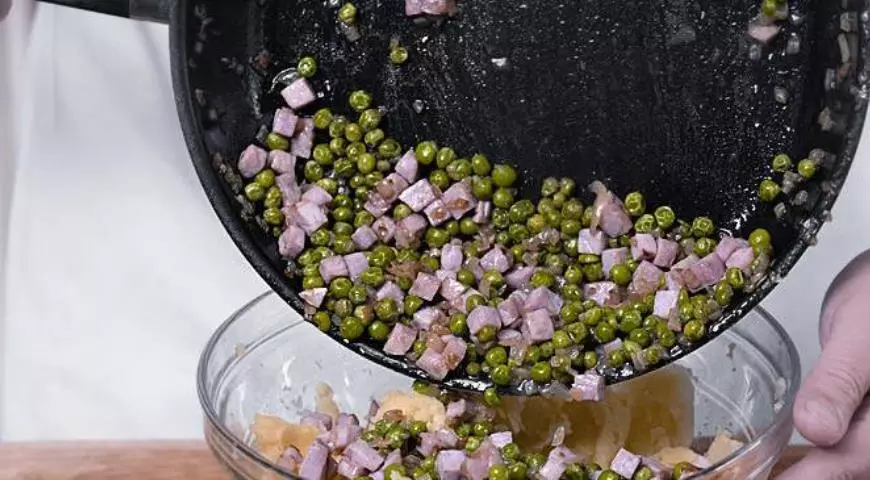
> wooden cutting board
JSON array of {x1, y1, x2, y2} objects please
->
[{"x1": 0, "y1": 441, "x2": 809, "y2": 479}]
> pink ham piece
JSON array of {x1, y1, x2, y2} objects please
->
[
  {"x1": 376, "y1": 281, "x2": 405, "y2": 305},
  {"x1": 405, "y1": 0, "x2": 424, "y2": 16},
  {"x1": 435, "y1": 269, "x2": 457, "y2": 281},
  {"x1": 337, "y1": 460, "x2": 366, "y2": 479},
  {"x1": 352, "y1": 225, "x2": 378, "y2": 250},
  {"x1": 424, "y1": 199, "x2": 451, "y2": 226},
  {"x1": 301, "y1": 411, "x2": 333, "y2": 432},
  {"x1": 589, "y1": 181, "x2": 633, "y2": 237},
  {"x1": 539, "y1": 446, "x2": 580, "y2": 480},
  {"x1": 642, "y1": 457, "x2": 673, "y2": 479},
  {"x1": 384, "y1": 324, "x2": 417, "y2": 355},
  {"x1": 344, "y1": 252, "x2": 369, "y2": 281},
  {"x1": 364, "y1": 192, "x2": 392, "y2": 218},
  {"x1": 278, "y1": 225, "x2": 306, "y2": 259},
  {"x1": 480, "y1": 247, "x2": 512, "y2": 273},
  {"x1": 685, "y1": 253, "x2": 726, "y2": 288},
  {"x1": 663, "y1": 271, "x2": 683, "y2": 291},
  {"x1": 570, "y1": 373, "x2": 605, "y2": 402},
  {"x1": 523, "y1": 287, "x2": 562, "y2": 315},
  {"x1": 416, "y1": 348, "x2": 450, "y2": 380},
  {"x1": 418, "y1": 433, "x2": 439, "y2": 456},
  {"x1": 522, "y1": 309, "x2": 554, "y2": 342},
  {"x1": 299, "y1": 440, "x2": 330, "y2": 480},
  {"x1": 269, "y1": 150, "x2": 296, "y2": 175},
  {"x1": 399, "y1": 179, "x2": 439, "y2": 212},
  {"x1": 726, "y1": 247, "x2": 755, "y2": 274},
  {"x1": 376, "y1": 173, "x2": 409, "y2": 204},
  {"x1": 441, "y1": 243, "x2": 464, "y2": 271},
  {"x1": 273, "y1": 107, "x2": 299, "y2": 137},
  {"x1": 716, "y1": 236, "x2": 749, "y2": 262},
  {"x1": 413, "y1": 307, "x2": 447, "y2": 331},
  {"x1": 602, "y1": 247, "x2": 629, "y2": 278},
  {"x1": 238, "y1": 144, "x2": 267, "y2": 178},
  {"x1": 319, "y1": 256, "x2": 349, "y2": 283},
  {"x1": 435, "y1": 427, "x2": 460, "y2": 448},
  {"x1": 372, "y1": 216, "x2": 396, "y2": 242},
  {"x1": 497, "y1": 297, "x2": 522, "y2": 327},
  {"x1": 653, "y1": 290, "x2": 680, "y2": 325},
  {"x1": 497, "y1": 329, "x2": 523, "y2": 347},
  {"x1": 584, "y1": 282, "x2": 621, "y2": 306},
  {"x1": 436, "y1": 450, "x2": 467, "y2": 480},
  {"x1": 332, "y1": 414, "x2": 362, "y2": 449},
  {"x1": 277, "y1": 173, "x2": 302, "y2": 204},
  {"x1": 489, "y1": 432, "x2": 513, "y2": 449},
  {"x1": 464, "y1": 440, "x2": 502, "y2": 480},
  {"x1": 439, "y1": 278, "x2": 468, "y2": 301},
  {"x1": 291, "y1": 202, "x2": 328, "y2": 234},
  {"x1": 610, "y1": 448, "x2": 641, "y2": 479},
  {"x1": 473, "y1": 201, "x2": 492, "y2": 224},
  {"x1": 344, "y1": 440, "x2": 385, "y2": 471},
  {"x1": 395, "y1": 214, "x2": 428, "y2": 248},
  {"x1": 302, "y1": 186, "x2": 333, "y2": 207},
  {"x1": 300, "y1": 288, "x2": 327, "y2": 308},
  {"x1": 603, "y1": 339, "x2": 624, "y2": 355},
  {"x1": 291, "y1": 118, "x2": 315, "y2": 159},
  {"x1": 419, "y1": 0, "x2": 457, "y2": 16},
  {"x1": 468, "y1": 306, "x2": 502, "y2": 335},
  {"x1": 409, "y1": 272, "x2": 442, "y2": 301},
  {"x1": 281, "y1": 78, "x2": 316, "y2": 109},
  {"x1": 396, "y1": 150, "x2": 419, "y2": 183},
  {"x1": 442, "y1": 180, "x2": 477, "y2": 219},
  {"x1": 446, "y1": 399, "x2": 467, "y2": 420},
  {"x1": 578, "y1": 229, "x2": 607, "y2": 255},
  {"x1": 505, "y1": 266, "x2": 535, "y2": 289},
  {"x1": 451, "y1": 288, "x2": 481, "y2": 314},
  {"x1": 630, "y1": 261, "x2": 663, "y2": 296},
  {"x1": 631, "y1": 233, "x2": 657, "y2": 261},
  {"x1": 654, "y1": 238, "x2": 679, "y2": 268},
  {"x1": 278, "y1": 446, "x2": 303, "y2": 472},
  {"x1": 442, "y1": 336, "x2": 467, "y2": 369}
]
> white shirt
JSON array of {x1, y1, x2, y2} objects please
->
[{"x1": 3, "y1": 3, "x2": 870, "y2": 441}]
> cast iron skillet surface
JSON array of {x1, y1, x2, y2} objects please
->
[{"x1": 171, "y1": 0, "x2": 870, "y2": 393}]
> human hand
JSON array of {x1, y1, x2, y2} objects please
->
[{"x1": 779, "y1": 250, "x2": 870, "y2": 479}]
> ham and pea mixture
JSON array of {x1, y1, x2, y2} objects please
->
[
  {"x1": 253, "y1": 372, "x2": 747, "y2": 480},
  {"x1": 237, "y1": 75, "x2": 773, "y2": 398}
]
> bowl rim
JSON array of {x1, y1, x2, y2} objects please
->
[{"x1": 196, "y1": 291, "x2": 803, "y2": 479}]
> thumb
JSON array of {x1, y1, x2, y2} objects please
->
[{"x1": 793, "y1": 294, "x2": 870, "y2": 446}]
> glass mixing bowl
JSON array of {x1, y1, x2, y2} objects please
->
[{"x1": 197, "y1": 292, "x2": 800, "y2": 480}]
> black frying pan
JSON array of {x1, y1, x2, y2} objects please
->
[{"x1": 45, "y1": 0, "x2": 869, "y2": 394}]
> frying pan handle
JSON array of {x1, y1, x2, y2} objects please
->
[{"x1": 38, "y1": 0, "x2": 169, "y2": 23}]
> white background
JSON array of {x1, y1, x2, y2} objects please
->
[{"x1": 2, "y1": 4, "x2": 870, "y2": 441}]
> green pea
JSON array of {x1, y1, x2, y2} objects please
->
[
  {"x1": 297, "y1": 56, "x2": 317, "y2": 78},
  {"x1": 359, "y1": 109, "x2": 382, "y2": 131},
  {"x1": 583, "y1": 262, "x2": 603, "y2": 282},
  {"x1": 435, "y1": 147, "x2": 456, "y2": 169},
  {"x1": 749, "y1": 228, "x2": 771, "y2": 252},
  {"x1": 761, "y1": 0, "x2": 778, "y2": 17},
  {"x1": 483, "y1": 387, "x2": 501, "y2": 407},
  {"x1": 477, "y1": 325, "x2": 497, "y2": 343},
  {"x1": 455, "y1": 269, "x2": 475, "y2": 286},
  {"x1": 244, "y1": 182, "x2": 265, "y2": 202},
  {"x1": 694, "y1": 237, "x2": 716, "y2": 256},
  {"x1": 466, "y1": 294, "x2": 487, "y2": 312},
  {"x1": 429, "y1": 169, "x2": 450, "y2": 190},
  {"x1": 606, "y1": 264, "x2": 630, "y2": 286},
  {"x1": 607, "y1": 348, "x2": 627, "y2": 368},
  {"x1": 525, "y1": 453, "x2": 546, "y2": 471},
  {"x1": 563, "y1": 463, "x2": 587, "y2": 480},
  {"x1": 424, "y1": 227, "x2": 448, "y2": 248},
  {"x1": 347, "y1": 284, "x2": 367, "y2": 304},
  {"x1": 338, "y1": 1, "x2": 357, "y2": 24},
  {"x1": 549, "y1": 330, "x2": 570, "y2": 349},
  {"x1": 530, "y1": 270, "x2": 555, "y2": 288},
  {"x1": 465, "y1": 362, "x2": 482, "y2": 376},
  {"x1": 758, "y1": 178, "x2": 781, "y2": 202},
  {"x1": 597, "y1": 470, "x2": 621, "y2": 480},
  {"x1": 466, "y1": 153, "x2": 491, "y2": 175},
  {"x1": 447, "y1": 158, "x2": 473, "y2": 181},
  {"x1": 302, "y1": 275, "x2": 324, "y2": 289},
  {"x1": 539, "y1": 177, "x2": 558, "y2": 197},
  {"x1": 508, "y1": 462, "x2": 528, "y2": 480},
  {"x1": 594, "y1": 323, "x2": 616, "y2": 343},
  {"x1": 689, "y1": 216, "x2": 713, "y2": 238},
  {"x1": 465, "y1": 436, "x2": 482, "y2": 452},
  {"x1": 489, "y1": 465, "x2": 509, "y2": 480},
  {"x1": 580, "y1": 351, "x2": 597, "y2": 370},
  {"x1": 489, "y1": 364, "x2": 510, "y2": 385},
  {"x1": 374, "y1": 139, "x2": 399, "y2": 159},
  {"x1": 672, "y1": 462, "x2": 696, "y2": 479},
  {"x1": 772, "y1": 153, "x2": 793, "y2": 172},
  {"x1": 491, "y1": 208, "x2": 510, "y2": 229},
  {"x1": 253, "y1": 170, "x2": 275, "y2": 189},
  {"x1": 492, "y1": 188, "x2": 515, "y2": 209},
  {"x1": 624, "y1": 191, "x2": 646, "y2": 216},
  {"x1": 726, "y1": 267, "x2": 745, "y2": 290},
  {"x1": 389, "y1": 45, "x2": 409, "y2": 65},
  {"x1": 361, "y1": 267, "x2": 385, "y2": 287},
  {"x1": 266, "y1": 132, "x2": 289, "y2": 151},
  {"x1": 713, "y1": 281, "x2": 734, "y2": 306},
  {"x1": 313, "y1": 108, "x2": 333, "y2": 130},
  {"x1": 415, "y1": 141, "x2": 437, "y2": 165},
  {"x1": 492, "y1": 164, "x2": 518, "y2": 187},
  {"x1": 383, "y1": 463, "x2": 406, "y2": 480},
  {"x1": 798, "y1": 158, "x2": 817, "y2": 179},
  {"x1": 262, "y1": 186, "x2": 282, "y2": 208},
  {"x1": 473, "y1": 421, "x2": 492, "y2": 437},
  {"x1": 653, "y1": 206, "x2": 676, "y2": 230},
  {"x1": 340, "y1": 316, "x2": 364, "y2": 340},
  {"x1": 485, "y1": 346, "x2": 508, "y2": 367},
  {"x1": 347, "y1": 90, "x2": 372, "y2": 113},
  {"x1": 263, "y1": 207, "x2": 284, "y2": 226},
  {"x1": 344, "y1": 123, "x2": 363, "y2": 142},
  {"x1": 345, "y1": 141, "x2": 366, "y2": 158},
  {"x1": 364, "y1": 128, "x2": 385, "y2": 147},
  {"x1": 683, "y1": 320, "x2": 705, "y2": 341},
  {"x1": 375, "y1": 298, "x2": 399, "y2": 321},
  {"x1": 364, "y1": 320, "x2": 389, "y2": 341},
  {"x1": 312, "y1": 311, "x2": 332, "y2": 332},
  {"x1": 328, "y1": 116, "x2": 348, "y2": 139},
  {"x1": 634, "y1": 214, "x2": 656, "y2": 233}
]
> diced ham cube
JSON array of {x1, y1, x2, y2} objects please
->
[
  {"x1": 344, "y1": 252, "x2": 369, "y2": 281},
  {"x1": 578, "y1": 229, "x2": 607, "y2": 255},
  {"x1": 446, "y1": 399, "x2": 466, "y2": 419},
  {"x1": 277, "y1": 173, "x2": 302, "y2": 204},
  {"x1": 424, "y1": 199, "x2": 451, "y2": 226},
  {"x1": 337, "y1": 459, "x2": 366, "y2": 479},
  {"x1": 399, "y1": 179, "x2": 439, "y2": 212},
  {"x1": 302, "y1": 185, "x2": 334, "y2": 207},
  {"x1": 420, "y1": 0, "x2": 456, "y2": 15},
  {"x1": 409, "y1": 272, "x2": 442, "y2": 301},
  {"x1": 653, "y1": 290, "x2": 680, "y2": 324},
  {"x1": 590, "y1": 183, "x2": 633, "y2": 237},
  {"x1": 630, "y1": 261, "x2": 663, "y2": 296},
  {"x1": 418, "y1": 433, "x2": 438, "y2": 456},
  {"x1": 473, "y1": 201, "x2": 492, "y2": 224},
  {"x1": 441, "y1": 180, "x2": 477, "y2": 219},
  {"x1": 631, "y1": 233, "x2": 657, "y2": 261},
  {"x1": 439, "y1": 278, "x2": 468, "y2": 301},
  {"x1": 467, "y1": 306, "x2": 502, "y2": 335},
  {"x1": 344, "y1": 440, "x2": 385, "y2": 471},
  {"x1": 291, "y1": 118, "x2": 315, "y2": 159},
  {"x1": 480, "y1": 247, "x2": 512, "y2": 273},
  {"x1": 435, "y1": 450, "x2": 467, "y2": 480},
  {"x1": 300, "y1": 288, "x2": 327, "y2": 308},
  {"x1": 319, "y1": 256, "x2": 348, "y2": 284},
  {"x1": 489, "y1": 432, "x2": 513, "y2": 449},
  {"x1": 396, "y1": 150, "x2": 419, "y2": 183},
  {"x1": 505, "y1": 266, "x2": 535, "y2": 289},
  {"x1": 442, "y1": 336, "x2": 467, "y2": 369},
  {"x1": 238, "y1": 144, "x2": 267, "y2": 178},
  {"x1": 298, "y1": 440, "x2": 330, "y2": 480},
  {"x1": 610, "y1": 448, "x2": 641, "y2": 479},
  {"x1": 416, "y1": 348, "x2": 450, "y2": 380},
  {"x1": 685, "y1": 253, "x2": 726, "y2": 288},
  {"x1": 441, "y1": 243, "x2": 464, "y2": 271},
  {"x1": 583, "y1": 282, "x2": 622, "y2": 306},
  {"x1": 376, "y1": 281, "x2": 405, "y2": 305},
  {"x1": 352, "y1": 225, "x2": 378, "y2": 250},
  {"x1": 291, "y1": 201, "x2": 328, "y2": 234},
  {"x1": 278, "y1": 225, "x2": 306, "y2": 259},
  {"x1": 301, "y1": 411, "x2": 333, "y2": 432},
  {"x1": 273, "y1": 107, "x2": 299, "y2": 137},
  {"x1": 269, "y1": 150, "x2": 296, "y2": 175},
  {"x1": 603, "y1": 339, "x2": 624, "y2": 355},
  {"x1": 395, "y1": 214, "x2": 428, "y2": 248},
  {"x1": 372, "y1": 216, "x2": 396, "y2": 242},
  {"x1": 716, "y1": 236, "x2": 749, "y2": 262},
  {"x1": 497, "y1": 297, "x2": 522, "y2": 327},
  {"x1": 523, "y1": 287, "x2": 562, "y2": 315},
  {"x1": 405, "y1": 0, "x2": 424, "y2": 16},
  {"x1": 522, "y1": 309, "x2": 554, "y2": 342},
  {"x1": 664, "y1": 271, "x2": 683, "y2": 291},
  {"x1": 377, "y1": 173, "x2": 410, "y2": 204},
  {"x1": 413, "y1": 307, "x2": 447, "y2": 330},
  {"x1": 602, "y1": 247, "x2": 630, "y2": 278},
  {"x1": 726, "y1": 247, "x2": 755, "y2": 274},
  {"x1": 278, "y1": 446, "x2": 303, "y2": 472},
  {"x1": 539, "y1": 446, "x2": 580, "y2": 480},
  {"x1": 384, "y1": 324, "x2": 417, "y2": 355},
  {"x1": 497, "y1": 329, "x2": 524, "y2": 347},
  {"x1": 570, "y1": 373, "x2": 605, "y2": 401},
  {"x1": 435, "y1": 269, "x2": 457, "y2": 281},
  {"x1": 281, "y1": 78, "x2": 316, "y2": 109},
  {"x1": 654, "y1": 239, "x2": 679, "y2": 268},
  {"x1": 451, "y1": 288, "x2": 481, "y2": 314},
  {"x1": 365, "y1": 192, "x2": 392, "y2": 218},
  {"x1": 672, "y1": 254, "x2": 699, "y2": 273}
]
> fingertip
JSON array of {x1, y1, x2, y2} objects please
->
[{"x1": 793, "y1": 393, "x2": 847, "y2": 447}]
